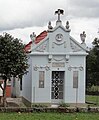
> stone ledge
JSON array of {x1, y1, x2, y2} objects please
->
[{"x1": 0, "y1": 107, "x2": 99, "y2": 113}]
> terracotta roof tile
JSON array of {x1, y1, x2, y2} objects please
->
[
  {"x1": 35, "y1": 31, "x2": 47, "y2": 44},
  {"x1": 25, "y1": 31, "x2": 47, "y2": 52}
]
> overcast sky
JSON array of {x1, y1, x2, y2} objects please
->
[{"x1": 0, "y1": 0, "x2": 99, "y2": 47}]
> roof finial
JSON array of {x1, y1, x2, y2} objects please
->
[
  {"x1": 48, "y1": 21, "x2": 53, "y2": 30},
  {"x1": 66, "y1": 21, "x2": 69, "y2": 29},
  {"x1": 55, "y1": 9, "x2": 64, "y2": 23}
]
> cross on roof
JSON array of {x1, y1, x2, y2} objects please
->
[{"x1": 55, "y1": 9, "x2": 64, "y2": 22}]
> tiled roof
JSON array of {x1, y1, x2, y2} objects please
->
[
  {"x1": 24, "y1": 41, "x2": 32, "y2": 52},
  {"x1": 35, "y1": 31, "x2": 47, "y2": 44},
  {"x1": 25, "y1": 31, "x2": 47, "y2": 52}
]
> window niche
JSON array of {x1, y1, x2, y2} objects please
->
[
  {"x1": 73, "y1": 71, "x2": 78, "y2": 88},
  {"x1": 39, "y1": 71, "x2": 45, "y2": 88}
]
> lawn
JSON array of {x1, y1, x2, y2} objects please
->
[
  {"x1": 86, "y1": 95, "x2": 99, "y2": 105},
  {"x1": 0, "y1": 113, "x2": 99, "y2": 120}
]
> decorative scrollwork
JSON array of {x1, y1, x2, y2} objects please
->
[
  {"x1": 53, "y1": 57, "x2": 65, "y2": 61},
  {"x1": 68, "y1": 66, "x2": 72, "y2": 71},
  {"x1": 79, "y1": 66, "x2": 83, "y2": 71},
  {"x1": 33, "y1": 65, "x2": 50, "y2": 71},
  {"x1": 52, "y1": 41, "x2": 66, "y2": 48},
  {"x1": 36, "y1": 43, "x2": 47, "y2": 52},
  {"x1": 70, "y1": 42, "x2": 81, "y2": 52},
  {"x1": 45, "y1": 66, "x2": 50, "y2": 71},
  {"x1": 68, "y1": 65, "x2": 83, "y2": 71},
  {"x1": 33, "y1": 65, "x2": 38, "y2": 71}
]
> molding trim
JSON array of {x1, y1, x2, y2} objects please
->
[
  {"x1": 53, "y1": 57, "x2": 65, "y2": 61},
  {"x1": 52, "y1": 41, "x2": 66, "y2": 48},
  {"x1": 33, "y1": 65, "x2": 50, "y2": 71},
  {"x1": 68, "y1": 65, "x2": 83, "y2": 71},
  {"x1": 65, "y1": 55, "x2": 69, "y2": 63},
  {"x1": 48, "y1": 55, "x2": 52, "y2": 63}
]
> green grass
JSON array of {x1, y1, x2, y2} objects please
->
[
  {"x1": 86, "y1": 95, "x2": 99, "y2": 105},
  {"x1": 0, "y1": 113, "x2": 99, "y2": 120}
]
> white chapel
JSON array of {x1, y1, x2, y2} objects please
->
[{"x1": 22, "y1": 9, "x2": 88, "y2": 105}]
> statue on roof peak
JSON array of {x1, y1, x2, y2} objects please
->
[{"x1": 80, "y1": 31, "x2": 86, "y2": 44}]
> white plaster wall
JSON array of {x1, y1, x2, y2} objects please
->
[
  {"x1": 29, "y1": 54, "x2": 86, "y2": 104},
  {"x1": 11, "y1": 77, "x2": 20, "y2": 97},
  {"x1": 14, "y1": 80, "x2": 20, "y2": 97},
  {"x1": 65, "y1": 55, "x2": 86, "y2": 103},
  {"x1": 22, "y1": 57, "x2": 32, "y2": 102},
  {"x1": 31, "y1": 55, "x2": 51, "y2": 103}
]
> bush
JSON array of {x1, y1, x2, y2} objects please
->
[
  {"x1": 86, "y1": 85, "x2": 99, "y2": 95},
  {"x1": 59, "y1": 102, "x2": 70, "y2": 107}
]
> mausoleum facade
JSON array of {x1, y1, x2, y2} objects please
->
[{"x1": 22, "y1": 9, "x2": 88, "y2": 105}]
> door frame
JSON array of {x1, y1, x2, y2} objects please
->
[{"x1": 51, "y1": 71, "x2": 65, "y2": 103}]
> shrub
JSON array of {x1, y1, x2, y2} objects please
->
[{"x1": 59, "y1": 101, "x2": 70, "y2": 107}]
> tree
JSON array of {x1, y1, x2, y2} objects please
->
[
  {"x1": 0, "y1": 33, "x2": 28, "y2": 106},
  {"x1": 86, "y1": 38, "x2": 99, "y2": 88}
]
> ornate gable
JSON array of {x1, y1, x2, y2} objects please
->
[
  {"x1": 25, "y1": 31, "x2": 47, "y2": 53},
  {"x1": 25, "y1": 9, "x2": 88, "y2": 54},
  {"x1": 70, "y1": 36, "x2": 87, "y2": 52},
  {"x1": 34, "y1": 39, "x2": 49, "y2": 52},
  {"x1": 70, "y1": 40, "x2": 82, "y2": 52}
]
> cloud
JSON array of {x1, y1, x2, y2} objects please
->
[
  {"x1": 0, "y1": 0, "x2": 99, "y2": 31},
  {"x1": 0, "y1": 26, "x2": 48, "y2": 44},
  {"x1": 0, "y1": 0, "x2": 67, "y2": 31},
  {"x1": 0, "y1": 0, "x2": 99, "y2": 47},
  {"x1": 68, "y1": 0, "x2": 99, "y2": 18},
  {"x1": 69, "y1": 17, "x2": 99, "y2": 47},
  {"x1": 1, "y1": 17, "x2": 98, "y2": 47}
]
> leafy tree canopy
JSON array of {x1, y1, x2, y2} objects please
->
[
  {"x1": 0, "y1": 33, "x2": 28, "y2": 79},
  {"x1": 86, "y1": 38, "x2": 99, "y2": 87}
]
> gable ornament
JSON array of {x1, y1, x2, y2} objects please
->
[
  {"x1": 80, "y1": 31, "x2": 86, "y2": 44},
  {"x1": 66, "y1": 21, "x2": 71, "y2": 32},
  {"x1": 30, "y1": 32, "x2": 36, "y2": 44},
  {"x1": 65, "y1": 55, "x2": 69, "y2": 63},
  {"x1": 66, "y1": 21, "x2": 69, "y2": 29},
  {"x1": 55, "y1": 33, "x2": 63, "y2": 42},
  {"x1": 48, "y1": 21, "x2": 53, "y2": 30},
  {"x1": 48, "y1": 55, "x2": 52, "y2": 63}
]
